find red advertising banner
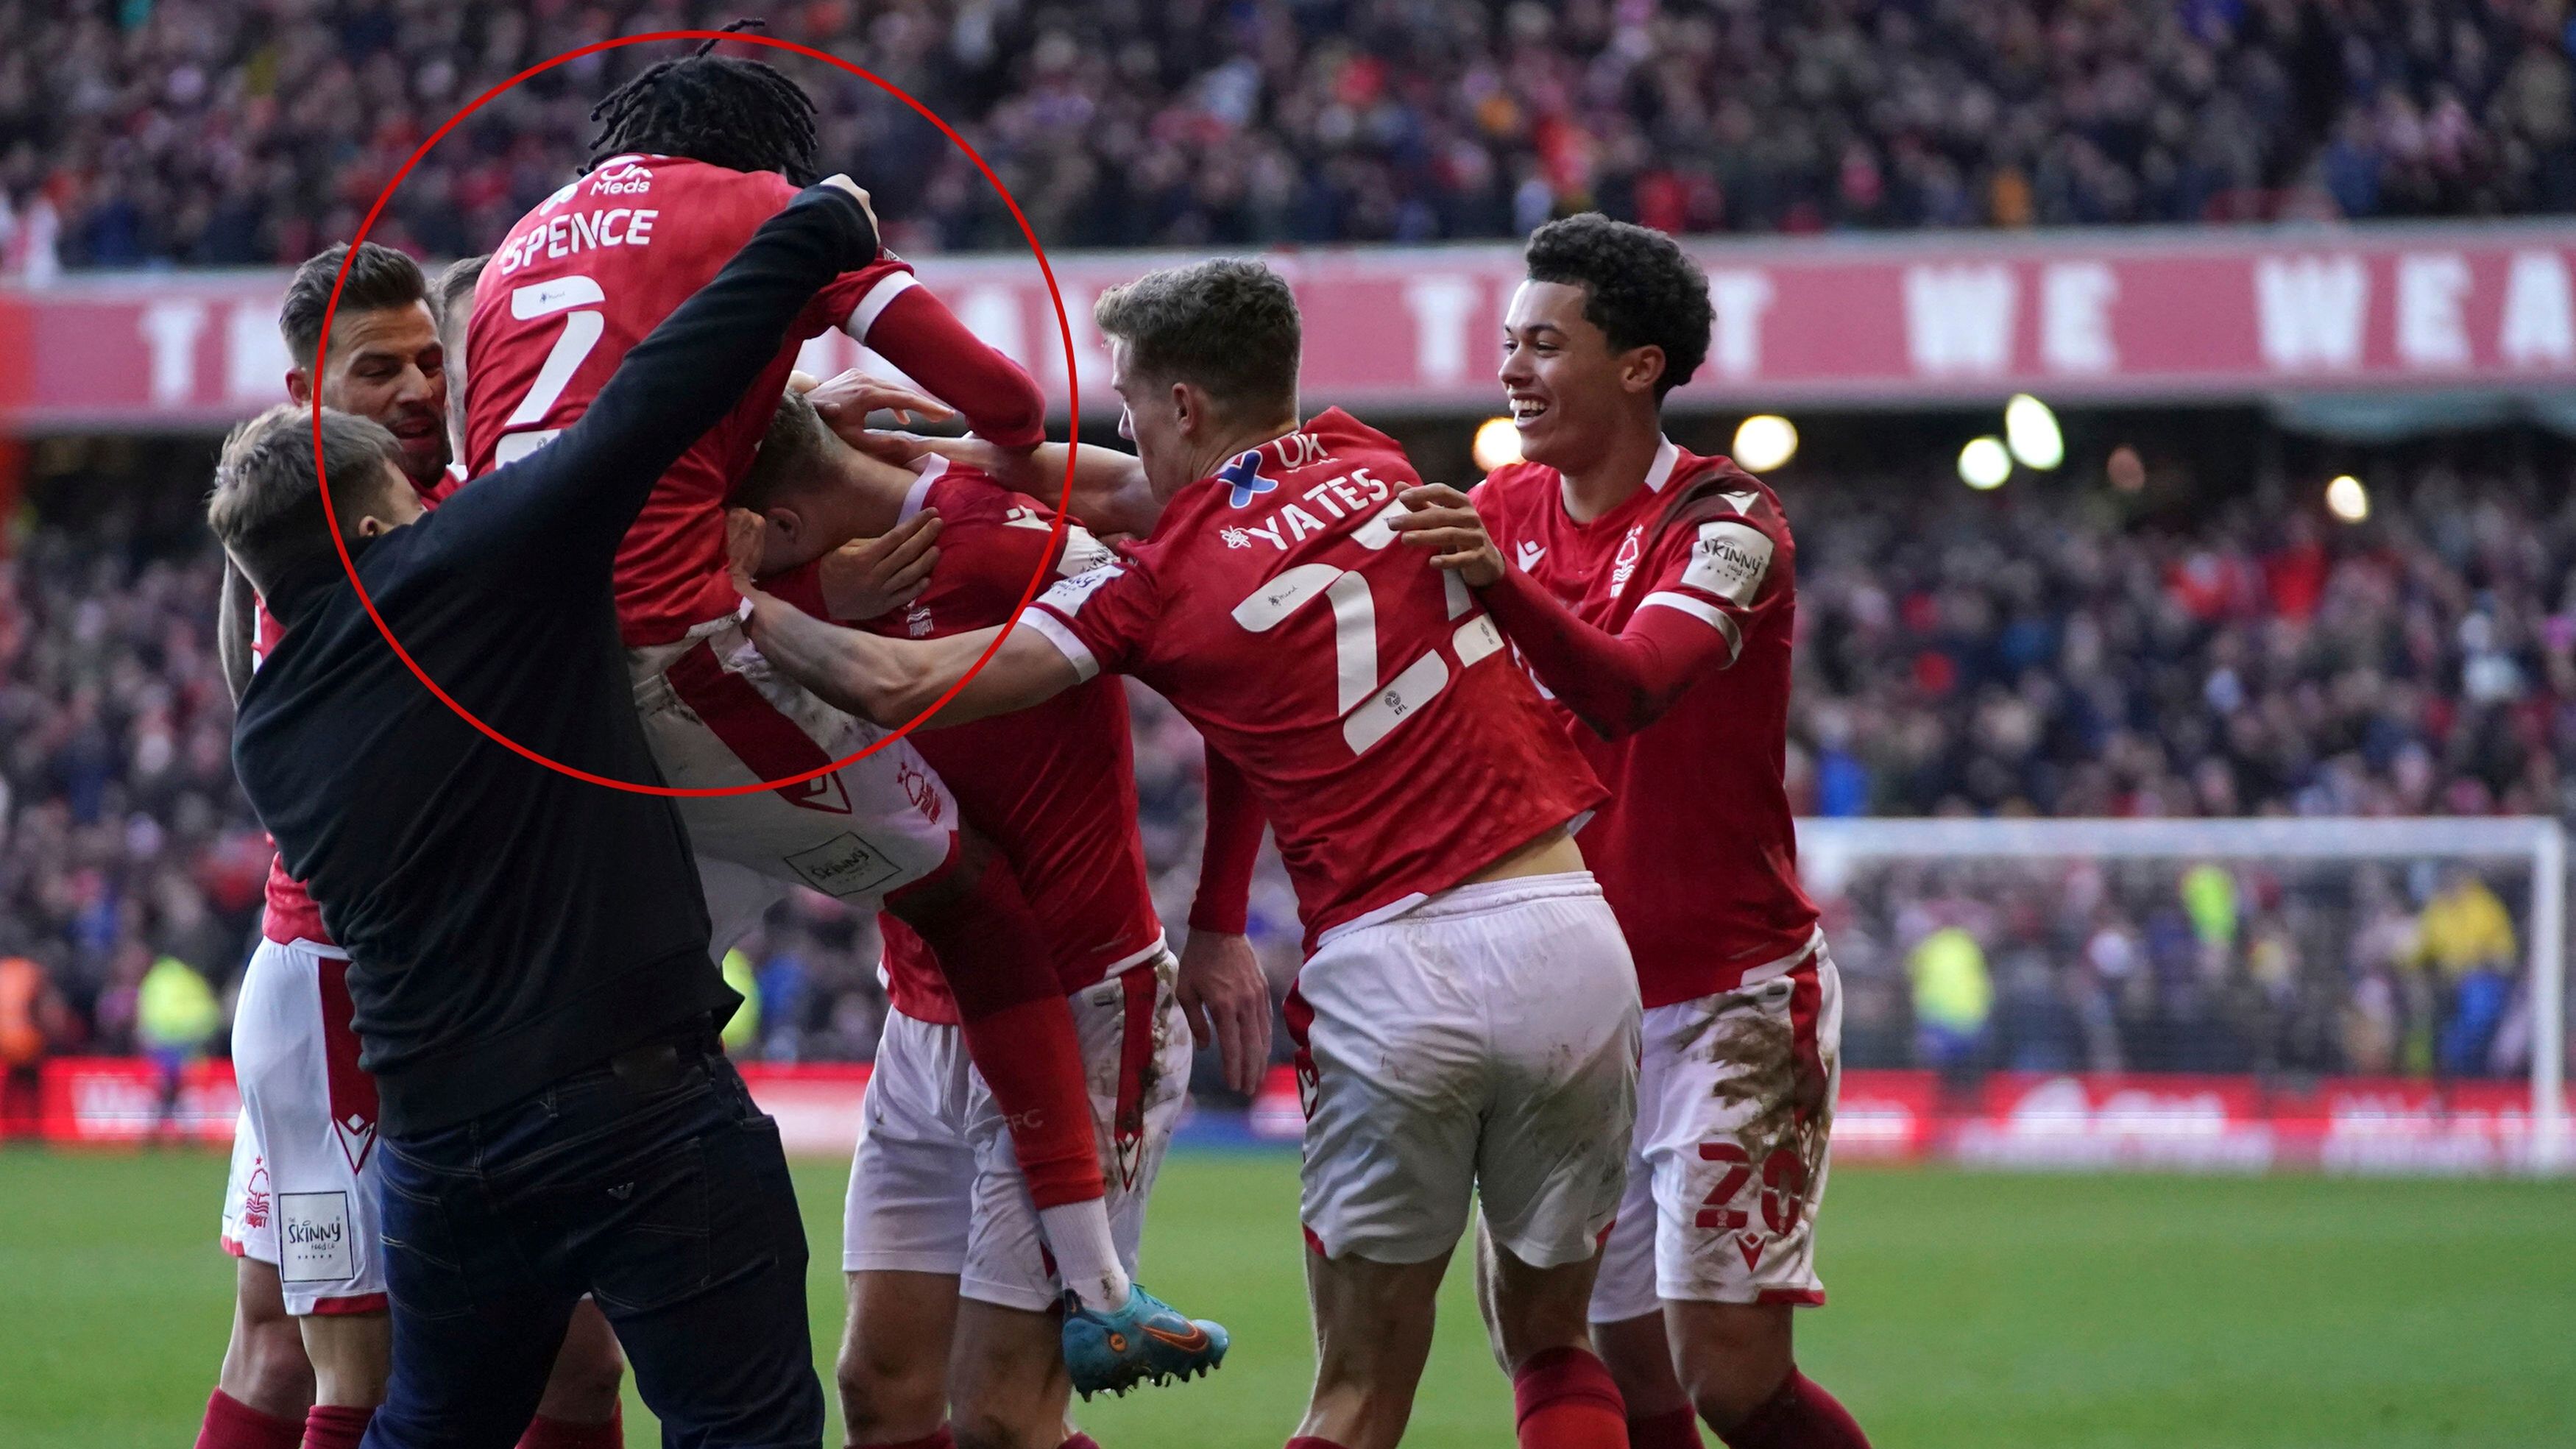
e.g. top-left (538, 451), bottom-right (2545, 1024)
top-left (39, 1056), bottom-right (241, 1145)
top-left (26, 1058), bottom-right (2553, 1174)
top-left (6, 222), bottom-right (2574, 431)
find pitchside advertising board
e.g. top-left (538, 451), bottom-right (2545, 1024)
top-left (8, 222), bottom-right (2576, 428)
top-left (35, 1057), bottom-right (2551, 1175)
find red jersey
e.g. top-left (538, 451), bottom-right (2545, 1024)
top-left (252, 597), bottom-right (331, 947)
top-left (1474, 438), bottom-right (1820, 1005)
top-left (860, 464), bottom-right (1162, 1024)
top-left (249, 463), bottom-right (467, 949)
top-left (1025, 408), bottom-right (1604, 954)
top-left (463, 155), bottom-right (907, 645)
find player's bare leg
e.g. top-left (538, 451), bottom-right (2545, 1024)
top-left (524, 1299), bottom-right (629, 1445)
top-left (1293, 1249), bottom-right (1451, 1449)
top-left (949, 1298), bottom-right (1080, 1449)
top-left (1473, 1226), bottom-right (1628, 1449)
top-left (1589, 1312), bottom-right (1698, 1446)
top-left (1657, 1302), bottom-right (1868, 1449)
top-left (199, 1257), bottom-right (312, 1449)
top-left (1662, 1303), bottom-right (1789, 1432)
top-left (294, 1310), bottom-right (389, 1446)
top-left (838, 1269), bottom-right (959, 1446)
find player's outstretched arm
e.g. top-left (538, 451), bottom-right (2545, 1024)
top-left (1393, 482), bottom-right (1732, 740)
top-left (741, 589), bottom-right (1080, 729)
top-left (837, 282), bottom-right (1046, 449)
top-left (805, 384), bottom-right (1162, 537)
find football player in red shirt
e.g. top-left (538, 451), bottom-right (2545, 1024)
top-left (460, 41), bottom-right (1212, 1389)
top-left (199, 243), bottom-right (630, 1449)
top-left (741, 261), bottom-right (1643, 1449)
top-left (735, 387), bottom-right (1269, 1443)
top-left (1390, 215), bottom-right (1872, 1449)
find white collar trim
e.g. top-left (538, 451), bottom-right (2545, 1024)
top-left (1643, 436), bottom-right (1681, 493)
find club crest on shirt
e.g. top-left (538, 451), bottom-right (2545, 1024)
top-left (1609, 524), bottom-right (1644, 591)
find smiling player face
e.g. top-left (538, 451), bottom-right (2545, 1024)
top-left (316, 302), bottom-right (452, 489)
top-left (1499, 278), bottom-right (1657, 473)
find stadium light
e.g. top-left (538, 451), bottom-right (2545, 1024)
top-left (1472, 416), bottom-right (1523, 472)
top-left (1732, 414), bottom-right (1798, 472)
top-left (2004, 394), bottom-right (2064, 470)
top-left (1958, 436), bottom-right (2011, 490)
top-left (2325, 474), bottom-right (2369, 522)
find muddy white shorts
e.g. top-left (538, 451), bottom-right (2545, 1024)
top-left (1590, 934), bottom-right (1841, 1321)
top-left (634, 619), bottom-right (959, 913)
top-left (1287, 872), bottom-right (1640, 1268)
top-left (218, 935), bottom-right (388, 1316)
top-left (843, 948), bottom-right (1189, 1311)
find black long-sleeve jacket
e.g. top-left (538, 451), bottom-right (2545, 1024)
top-left (235, 183), bottom-right (877, 1133)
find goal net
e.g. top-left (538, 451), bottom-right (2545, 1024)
top-left (1794, 816), bottom-right (2568, 1174)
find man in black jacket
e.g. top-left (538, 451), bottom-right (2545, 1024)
top-left (213, 176), bottom-right (880, 1449)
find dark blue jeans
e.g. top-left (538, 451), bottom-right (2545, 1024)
top-left (362, 1041), bottom-right (822, 1448)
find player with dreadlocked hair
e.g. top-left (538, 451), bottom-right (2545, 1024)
top-left (462, 26), bottom-right (1230, 1405)
top-left (584, 24), bottom-right (821, 184)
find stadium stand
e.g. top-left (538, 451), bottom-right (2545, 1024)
top-left (0, 0), bottom-right (2563, 1095)
top-left (4, 0), bottom-right (2576, 276)
top-left (3, 431), bottom-right (2565, 1080)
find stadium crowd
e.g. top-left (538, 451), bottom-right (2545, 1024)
top-left (6, 0), bottom-right (2576, 275)
top-left (1, 436), bottom-right (2565, 1084)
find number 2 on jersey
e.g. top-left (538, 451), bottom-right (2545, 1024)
top-left (1231, 500), bottom-right (1507, 754)
top-left (492, 275), bottom-right (606, 466)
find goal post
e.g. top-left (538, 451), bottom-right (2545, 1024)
top-left (1797, 815), bottom-right (2569, 1172)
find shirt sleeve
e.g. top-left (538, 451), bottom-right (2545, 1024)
top-left (1189, 745), bottom-right (1263, 936)
top-left (1016, 552), bottom-right (1163, 681)
top-left (1632, 510), bottom-right (1784, 668)
top-left (840, 280), bottom-right (1047, 450)
top-left (1476, 511), bottom-right (1781, 741)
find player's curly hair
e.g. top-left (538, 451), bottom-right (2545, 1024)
top-left (586, 21), bottom-right (819, 184)
top-left (1524, 213), bottom-right (1712, 400)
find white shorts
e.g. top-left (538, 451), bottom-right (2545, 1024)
top-left (634, 620), bottom-right (959, 914)
top-left (217, 936), bottom-right (388, 1317)
top-left (843, 949), bottom-right (1190, 1311)
top-left (1287, 873), bottom-right (1640, 1268)
top-left (1590, 935), bottom-right (1841, 1322)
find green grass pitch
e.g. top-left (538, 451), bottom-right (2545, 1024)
top-left (3, 1147), bottom-right (2572, 1448)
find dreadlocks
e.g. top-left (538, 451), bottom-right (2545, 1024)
top-left (586, 21), bottom-right (820, 184)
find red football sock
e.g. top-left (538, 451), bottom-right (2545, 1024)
top-left (1715, 1371), bottom-right (1870, 1449)
top-left (516, 1406), bottom-right (625, 1448)
top-left (871, 1429), bottom-right (954, 1449)
top-left (889, 851), bottom-right (1103, 1211)
top-left (1060, 1436), bottom-right (1101, 1449)
top-left (197, 1389), bottom-right (304, 1449)
top-left (301, 1404), bottom-right (374, 1449)
top-left (1285, 1439), bottom-right (1351, 1449)
top-left (1630, 1406), bottom-right (1704, 1449)
top-left (1513, 1345), bottom-right (1628, 1449)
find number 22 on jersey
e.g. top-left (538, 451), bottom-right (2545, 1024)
top-left (1232, 497), bottom-right (1507, 754)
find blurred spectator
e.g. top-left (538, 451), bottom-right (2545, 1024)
top-left (134, 949), bottom-right (216, 1136)
top-left (0, 951), bottom-right (68, 1138)
top-left (1907, 924), bottom-right (1992, 1072)
top-left (2415, 863), bottom-right (2517, 1074)
top-left (6, 0), bottom-right (2576, 279)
